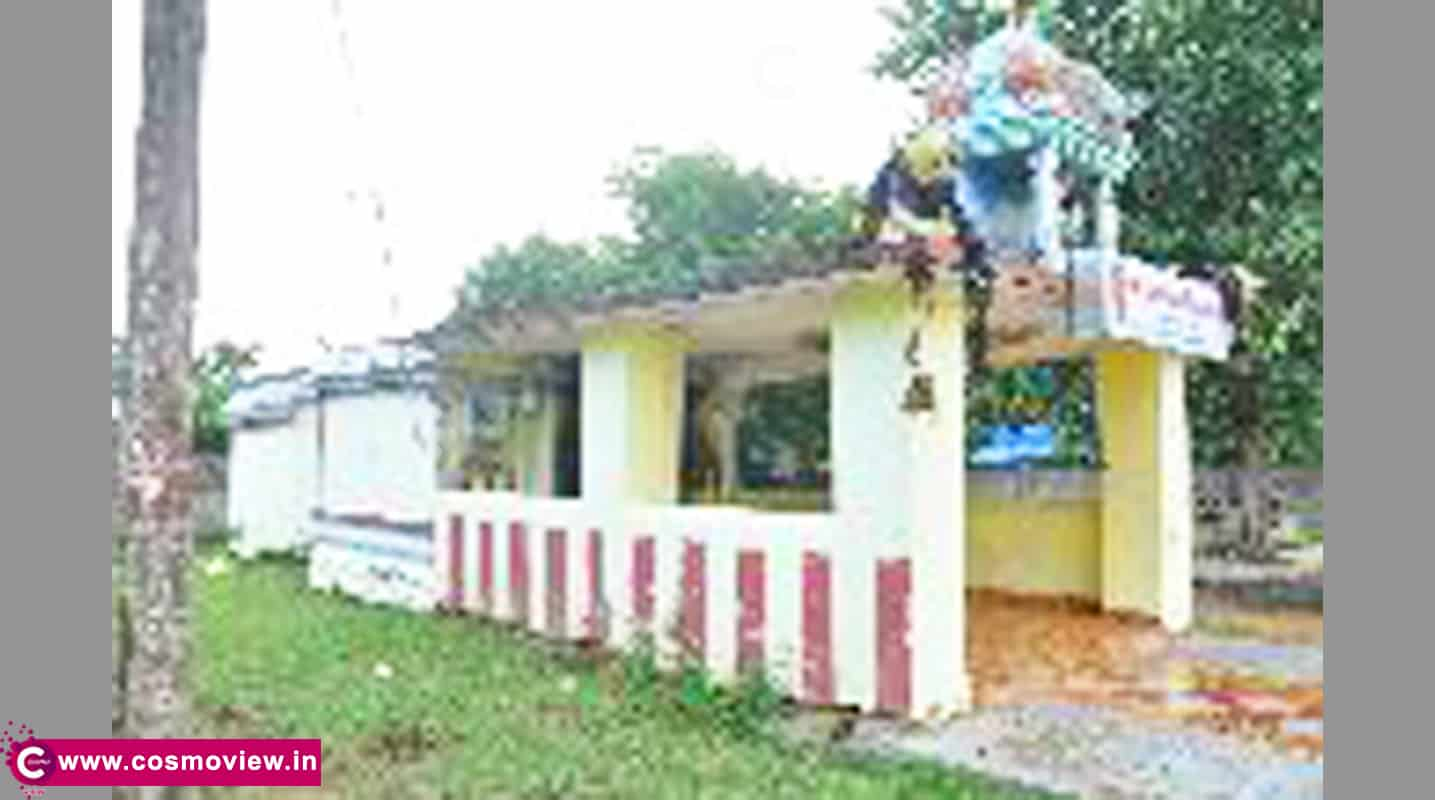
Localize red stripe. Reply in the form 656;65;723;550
546;528;567;637
680;540;706;660
478;522;494;614
586;529;603;640
876;558;913;714
632;536;656;627
509;522;529;624
802;551;834;705
737;550;765;673
447;515;464;609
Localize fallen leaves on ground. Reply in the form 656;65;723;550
965;589;1323;760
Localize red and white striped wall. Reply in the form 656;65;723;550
434;491;921;715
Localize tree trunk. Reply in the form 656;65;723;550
1230;352;1274;560
119;2;206;791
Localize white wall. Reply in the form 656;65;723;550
228;406;320;556
320;390;437;522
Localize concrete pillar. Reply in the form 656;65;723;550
580;323;689;646
830;276;972;717
1095;349;1194;631
512;386;559;497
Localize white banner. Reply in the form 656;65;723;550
1104;258;1233;360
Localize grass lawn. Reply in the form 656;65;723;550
1287;526;1323;547
189;551;1062;799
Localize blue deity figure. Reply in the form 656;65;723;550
951;6;1066;268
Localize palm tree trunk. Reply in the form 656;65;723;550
119;4;206;794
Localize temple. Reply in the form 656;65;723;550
225;2;1247;719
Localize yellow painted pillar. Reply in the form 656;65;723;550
580;323;690;648
1095;349;1194;631
580;324;689;505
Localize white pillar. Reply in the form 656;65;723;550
830;276;972;717
580;323;689;647
1095;349;1194;631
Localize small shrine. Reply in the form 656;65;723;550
413;0;1254;719
230;0;1260;721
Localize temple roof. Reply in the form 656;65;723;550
426;242;1236;367
425;240;914;358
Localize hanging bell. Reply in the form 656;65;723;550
901;372;937;414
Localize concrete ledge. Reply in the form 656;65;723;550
309;509;433;540
966;469;1102;502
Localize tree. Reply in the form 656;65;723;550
191;341;260;456
456;149;859;314
606;147;858;270
118;0;206;773
738;376;831;487
459;234;609;311
871;0;1323;471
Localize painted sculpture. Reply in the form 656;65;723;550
857;124;969;269
854;0;1256;401
947;0;1139;271
857;0;1139;274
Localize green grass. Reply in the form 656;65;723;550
189;552;1063;799
1284;497;1322;516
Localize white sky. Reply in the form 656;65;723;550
112;1;921;371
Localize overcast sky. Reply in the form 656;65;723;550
112;1;920;371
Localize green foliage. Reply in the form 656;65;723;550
739;376;832;485
677;663;721;712
966;360;1101;468
1289;525;1323;547
872;0;1323;467
871;0;1006;83
459;234;607;312
618;633;663;710
666;660;787;742
457;149;860;320
616;624;784;741
608;147;859;267
191;340;259;455
719;666;787;739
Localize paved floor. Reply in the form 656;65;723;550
967;590;1322;751
850;590;1326;798
849;706;1323;800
